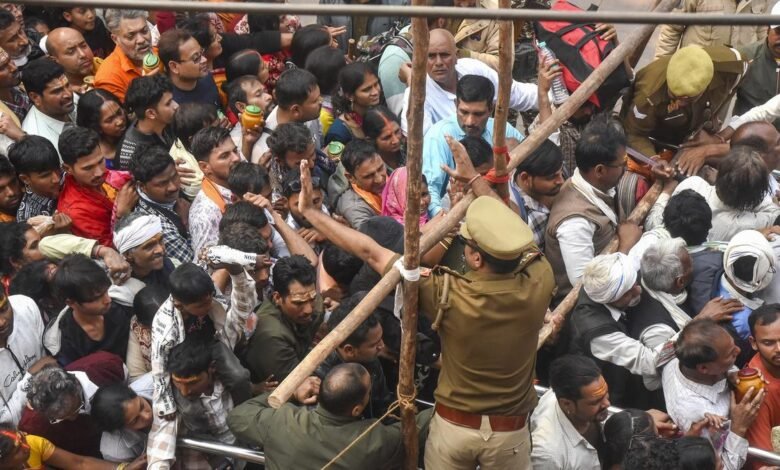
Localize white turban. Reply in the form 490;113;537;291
583;252;638;304
113;215;163;254
724;230;776;293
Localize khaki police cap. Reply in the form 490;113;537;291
459;196;533;260
667;46;714;98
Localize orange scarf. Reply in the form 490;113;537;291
0;212;14;223
201;178;228;214
352;183;382;214
102;182;118;202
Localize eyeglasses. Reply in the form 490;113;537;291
182;49;206;65
49;396;85;424
284;176;321;194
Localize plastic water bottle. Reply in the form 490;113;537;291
537;41;570;106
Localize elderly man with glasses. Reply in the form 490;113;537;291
18;351;126;458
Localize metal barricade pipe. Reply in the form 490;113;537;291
179;391;780;466
177;438;266;464
11;0;780;26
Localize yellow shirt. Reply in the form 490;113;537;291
25;435;56;469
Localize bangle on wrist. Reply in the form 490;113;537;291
467;174;481;187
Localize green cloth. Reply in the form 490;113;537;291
228;393;432;470
244;298;323;382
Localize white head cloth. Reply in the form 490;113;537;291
113;215;163;254
583;252;638;304
723;230;776;293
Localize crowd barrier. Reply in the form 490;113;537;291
177;387;780;467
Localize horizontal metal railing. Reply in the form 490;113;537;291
12;0;780;26
178;389;780;466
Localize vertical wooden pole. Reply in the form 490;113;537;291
268;0;678;410
491;0;513;202
399;9;429;470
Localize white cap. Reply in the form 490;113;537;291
772;2;780;29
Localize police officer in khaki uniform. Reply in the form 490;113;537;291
297;135;555;469
622;45;748;158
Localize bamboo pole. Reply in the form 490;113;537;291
397;10;429;470
268;0;677;408
537;180;663;349
525;0;678;346
267;193;475;408
491;0;513;202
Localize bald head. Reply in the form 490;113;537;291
46;27;94;80
318;363;370;417
429;28;456;50
427;29;458;90
732;121;780;171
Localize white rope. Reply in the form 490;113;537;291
393;258;421;282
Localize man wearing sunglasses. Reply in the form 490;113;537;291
282;169;329;251
158;29;221;111
296;134;555;469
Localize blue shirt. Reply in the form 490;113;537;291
422;114;524;216
171;73;221;111
718;279;753;342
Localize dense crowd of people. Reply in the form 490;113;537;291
0;0;779;469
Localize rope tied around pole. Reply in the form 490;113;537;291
485;146;511;201
320;385;418;470
394;258;421;282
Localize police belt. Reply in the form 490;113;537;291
434;403;528;432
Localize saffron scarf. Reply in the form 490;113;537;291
201;178;229;214
352;183;382;214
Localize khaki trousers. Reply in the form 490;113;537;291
424;411;532;470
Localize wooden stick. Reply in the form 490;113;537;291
268;0;678;409
267;193;475;408
398;11;429;470
537;180;663;349
491;0;513;202
347;38;357;61
505;0;678;174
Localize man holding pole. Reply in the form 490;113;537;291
296;135;554;469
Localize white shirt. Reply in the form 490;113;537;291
0;296;46;426
188;181;233;258
628;226;671;267
728;93;780;130
21;105;76;159
249;107;323;164
555;180;617;286
588;305;676;382
400;58;539;136
530;390;601;470
100;373;153;462
760;238;780;304
662;358;748;470
648;176;780;242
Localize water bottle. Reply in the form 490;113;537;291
537;41;570;106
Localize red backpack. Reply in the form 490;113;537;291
536;0;630;110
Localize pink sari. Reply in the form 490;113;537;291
381;167;429;227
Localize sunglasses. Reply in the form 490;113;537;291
284;176;321;194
